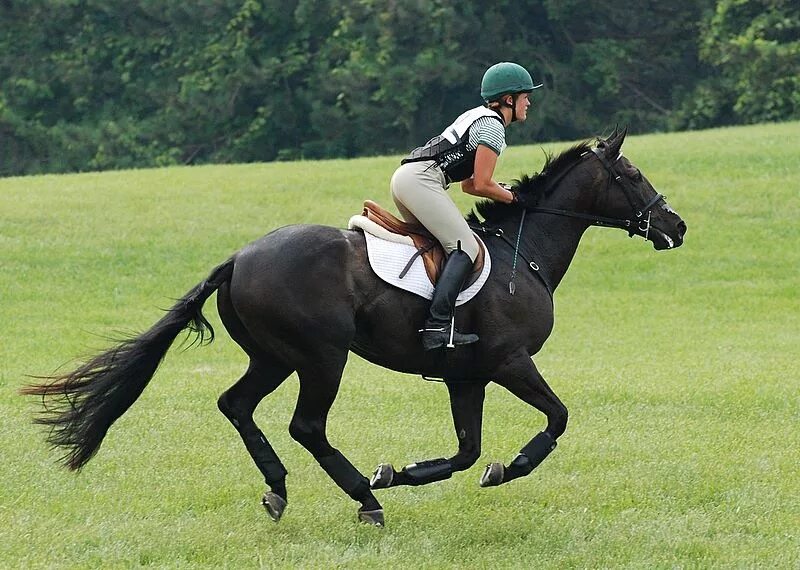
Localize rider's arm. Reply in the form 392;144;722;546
461;144;515;203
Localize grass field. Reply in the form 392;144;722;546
1;122;798;568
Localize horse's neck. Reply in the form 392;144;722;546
520;213;588;291
518;178;597;292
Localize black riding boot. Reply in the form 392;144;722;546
420;250;479;351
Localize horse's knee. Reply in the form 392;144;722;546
451;445;481;471
548;404;568;439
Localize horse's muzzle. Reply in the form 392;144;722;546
651;219;686;250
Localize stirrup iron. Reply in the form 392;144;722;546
446;315;456;349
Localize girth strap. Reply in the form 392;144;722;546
398;241;437;279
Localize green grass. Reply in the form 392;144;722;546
1;122;798;568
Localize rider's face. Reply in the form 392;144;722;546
514;93;531;122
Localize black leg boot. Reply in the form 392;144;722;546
420;250;479;351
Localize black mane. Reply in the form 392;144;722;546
466;141;592;224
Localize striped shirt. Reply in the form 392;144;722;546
468;116;507;155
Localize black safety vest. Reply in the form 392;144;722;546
401;107;505;183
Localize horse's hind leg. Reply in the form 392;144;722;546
370;380;487;489
217;358;293;521
289;354;384;526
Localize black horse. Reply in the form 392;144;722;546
23;129;686;527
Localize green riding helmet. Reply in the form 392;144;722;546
481;62;543;102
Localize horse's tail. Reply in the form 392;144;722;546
21;257;236;471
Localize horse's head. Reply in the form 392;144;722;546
593;128;686;250
469;130;686;251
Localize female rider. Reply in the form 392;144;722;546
391;62;541;351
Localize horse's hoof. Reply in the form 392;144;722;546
479;462;504;487
261;492;287;522
370;463;395;489
358;508;385;527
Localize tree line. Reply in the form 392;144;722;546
1;0;798;176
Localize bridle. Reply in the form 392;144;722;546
530;146;666;239
471;144;666;296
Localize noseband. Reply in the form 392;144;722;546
531;147;666;239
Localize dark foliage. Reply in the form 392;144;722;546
1;0;795;176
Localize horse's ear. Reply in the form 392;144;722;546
606;125;628;158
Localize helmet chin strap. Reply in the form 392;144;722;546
498;94;519;123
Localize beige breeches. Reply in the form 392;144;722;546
390;160;480;262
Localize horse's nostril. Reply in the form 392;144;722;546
678;220;687;238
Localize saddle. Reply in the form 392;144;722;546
354;200;485;287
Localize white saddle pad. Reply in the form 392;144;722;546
348;215;491;306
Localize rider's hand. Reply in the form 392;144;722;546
498;182;523;206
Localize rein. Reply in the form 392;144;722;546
529;148;665;238
471;144;665;297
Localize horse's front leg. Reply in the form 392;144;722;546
370;379;487;489
480;351;568;487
